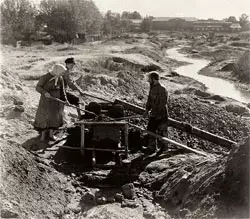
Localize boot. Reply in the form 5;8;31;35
49;129;58;141
40;130;48;141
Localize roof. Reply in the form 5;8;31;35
152;17;198;22
126;19;143;24
193;21;231;25
230;23;241;29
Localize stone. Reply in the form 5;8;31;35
106;196;115;203
15;85;23;91
121;199;140;208
114;193;124;202
12;96;24;105
1;209;19;218
13;105;25;112
96;197;107;205
81;191;96;205
122;183;136;199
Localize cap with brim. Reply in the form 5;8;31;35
65;57;75;64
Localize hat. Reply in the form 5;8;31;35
65;57;75;64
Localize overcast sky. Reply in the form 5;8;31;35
93;0;250;20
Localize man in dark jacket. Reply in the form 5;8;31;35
61;57;84;119
143;71;169;155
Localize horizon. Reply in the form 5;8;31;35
93;0;250;20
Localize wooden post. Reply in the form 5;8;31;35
124;123;129;158
80;124;85;156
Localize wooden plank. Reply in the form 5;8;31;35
75;121;128;125
84;148;126;152
129;123;213;157
115;99;237;149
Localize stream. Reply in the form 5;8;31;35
166;47;250;103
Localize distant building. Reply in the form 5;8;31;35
229;23;242;32
151;18;242;33
127;19;143;32
152;17;198;31
193;20;232;32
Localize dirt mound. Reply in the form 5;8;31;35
0;140;72;218
221;137;249;218
233;50;250;82
0;68;24;92
124;46;164;63
78;70;149;102
139;154;224;217
139;137;249;218
168;95;249;153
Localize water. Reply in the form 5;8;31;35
166;47;250;103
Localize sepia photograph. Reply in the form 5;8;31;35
0;0;250;218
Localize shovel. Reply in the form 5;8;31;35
48;96;97;117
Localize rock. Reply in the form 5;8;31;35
1;209;19;218
194;90;210;97
171;71;179;77
12;97;24;105
106;196;115;203
15;85;23;91
81;191;96;205
121;199;140;208
114;193;124;202
174;90;182;95
224;104;248;115
204;95;225;102
96;197;107;205
247;103;250;109
178;208;191;218
122;183;136;199
13;105;25;112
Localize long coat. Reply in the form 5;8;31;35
34;73;65;131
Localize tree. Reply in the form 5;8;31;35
141;16;153;32
239;13;250;31
103;10;122;35
226;16;238;23
38;0;103;43
121;11;141;19
1;0;37;44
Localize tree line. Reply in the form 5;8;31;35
0;0;152;45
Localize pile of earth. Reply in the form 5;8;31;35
139;136;249;219
168;94;249;148
0;139;73;218
0;68;37;143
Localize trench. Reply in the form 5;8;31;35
166;47;250;103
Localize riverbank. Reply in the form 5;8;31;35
178;32;250;98
1;34;250;219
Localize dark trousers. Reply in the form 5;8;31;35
146;117;168;150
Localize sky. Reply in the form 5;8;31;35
93;0;250;20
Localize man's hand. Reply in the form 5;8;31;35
44;92;51;98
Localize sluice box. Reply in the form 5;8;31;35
78;121;129;166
